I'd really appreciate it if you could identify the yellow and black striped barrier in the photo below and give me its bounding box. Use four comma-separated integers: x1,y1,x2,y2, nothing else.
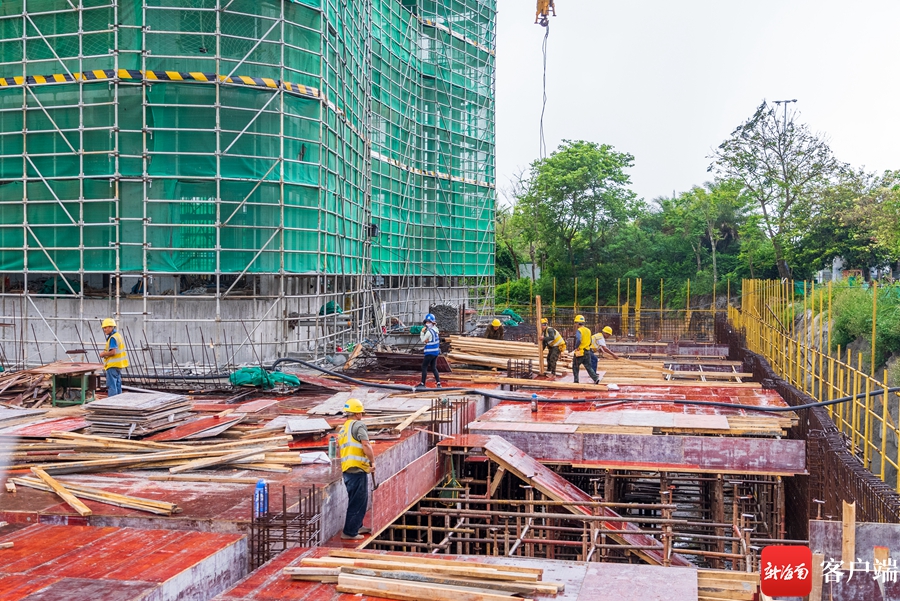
0,68,321,100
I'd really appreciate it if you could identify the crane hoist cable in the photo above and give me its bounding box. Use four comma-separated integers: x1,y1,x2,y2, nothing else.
535,1,555,159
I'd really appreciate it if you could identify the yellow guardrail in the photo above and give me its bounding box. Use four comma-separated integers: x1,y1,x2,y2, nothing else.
732,279,900,491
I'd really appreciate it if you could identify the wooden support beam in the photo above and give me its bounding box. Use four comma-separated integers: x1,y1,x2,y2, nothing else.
810,552,824,601
336,573,530,601
535,295,544,375
31,467,92,516
394,406,431,433
148,475,259,484
842,500,856,565
169,446,278,474
0,542,13,549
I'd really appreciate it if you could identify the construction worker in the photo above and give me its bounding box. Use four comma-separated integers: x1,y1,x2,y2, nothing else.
338,398,375,540
590,326,620,373
540,318,566,376
418,313,442,388
484,318,504,340
572,315,600,385
98,318,128,396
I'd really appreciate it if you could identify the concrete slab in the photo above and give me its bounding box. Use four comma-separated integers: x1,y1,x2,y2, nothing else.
579,562,697,601
0,524,246,601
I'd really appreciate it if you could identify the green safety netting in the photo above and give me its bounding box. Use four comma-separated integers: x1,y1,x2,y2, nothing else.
0,0,495,280
229,366,300,389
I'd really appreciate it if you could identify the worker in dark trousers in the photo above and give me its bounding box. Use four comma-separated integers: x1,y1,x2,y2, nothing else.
572,314,600,385
338,398,375,540
99,318,129,396
418,312,442,388
590,326,619,373
485,318,504,340
540,318,567,376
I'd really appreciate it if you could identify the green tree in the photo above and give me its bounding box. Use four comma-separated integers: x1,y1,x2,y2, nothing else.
710,101,845,279
515,140,638,279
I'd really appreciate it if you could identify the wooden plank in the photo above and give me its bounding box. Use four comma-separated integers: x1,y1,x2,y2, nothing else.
0,542,13,549
335,567,562,596
169,445,279,473
11,476,179,515
842,500,856,565
301,557,540,582
328,550,544,576
30,467,92,516
393,405,431,433
810,552,824,601
148,475,259,484
535,295,544,375
336,573,529,601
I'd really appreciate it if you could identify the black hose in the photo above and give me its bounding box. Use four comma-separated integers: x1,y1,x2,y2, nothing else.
270,357,900,415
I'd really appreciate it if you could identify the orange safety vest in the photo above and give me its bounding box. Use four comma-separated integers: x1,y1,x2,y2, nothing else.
104,330,129,369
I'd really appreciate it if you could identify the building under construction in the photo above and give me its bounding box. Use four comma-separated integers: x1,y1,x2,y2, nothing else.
0,0,496,367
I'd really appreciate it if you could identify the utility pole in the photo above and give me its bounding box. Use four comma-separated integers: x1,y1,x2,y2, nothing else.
773,99,797,134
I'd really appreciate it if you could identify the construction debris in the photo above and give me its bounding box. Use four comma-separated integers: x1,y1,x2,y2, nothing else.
84,391,193,437
0,369,52,407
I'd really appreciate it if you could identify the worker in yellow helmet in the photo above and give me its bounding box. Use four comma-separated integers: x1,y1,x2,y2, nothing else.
540,318,566,376
98,318,129,396
572,315,600,385
590,325,620,373
338,398,375,540
484,318,504,340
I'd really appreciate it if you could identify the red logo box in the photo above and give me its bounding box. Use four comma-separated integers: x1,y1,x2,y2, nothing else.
760,545,813,597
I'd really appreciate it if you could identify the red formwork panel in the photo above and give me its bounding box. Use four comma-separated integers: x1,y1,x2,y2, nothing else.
0,524,245,601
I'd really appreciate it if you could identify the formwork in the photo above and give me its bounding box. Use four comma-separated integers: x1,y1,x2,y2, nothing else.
0,0,495,368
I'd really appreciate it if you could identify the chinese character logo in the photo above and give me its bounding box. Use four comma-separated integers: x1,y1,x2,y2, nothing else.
761,546,813,597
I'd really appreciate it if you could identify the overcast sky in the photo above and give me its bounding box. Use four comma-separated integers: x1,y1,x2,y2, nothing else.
495,0,900,205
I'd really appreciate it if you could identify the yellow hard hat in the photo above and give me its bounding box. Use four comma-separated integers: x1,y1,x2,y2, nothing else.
491,319,501,327
101,318,117,328
574,314,585,323
344,398,365,414
540,318,548,325
603,326,613,335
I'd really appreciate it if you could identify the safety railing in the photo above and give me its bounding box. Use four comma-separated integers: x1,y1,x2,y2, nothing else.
731,279,900,492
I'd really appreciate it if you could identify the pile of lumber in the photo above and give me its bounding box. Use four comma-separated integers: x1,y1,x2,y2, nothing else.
446,336,572,373
285,550,563,601
697,569,759,601
3,430,295,482
84,391,193,437
0,370,52,408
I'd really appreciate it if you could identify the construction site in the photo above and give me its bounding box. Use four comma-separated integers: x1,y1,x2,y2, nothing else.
1,2,899,601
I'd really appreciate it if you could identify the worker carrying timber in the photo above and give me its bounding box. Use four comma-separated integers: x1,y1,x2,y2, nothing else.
418,313,442,388
99,318,128,397
338,398,375,540
484,318,504,340
572,315,601,385
590,326,620,373
540,318,566,376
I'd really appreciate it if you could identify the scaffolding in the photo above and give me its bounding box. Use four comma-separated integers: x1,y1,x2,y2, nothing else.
0,0,496,369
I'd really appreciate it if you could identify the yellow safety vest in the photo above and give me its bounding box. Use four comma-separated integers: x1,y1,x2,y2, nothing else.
574,326,592,357
544,327,566,350
590,333,606,353
104,330,129,369
338,420,370,472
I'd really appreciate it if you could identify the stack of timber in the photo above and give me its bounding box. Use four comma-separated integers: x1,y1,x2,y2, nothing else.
446,336,572,373
697,570,760,601
0,370,52,408
285,550,564,601
84,391,193,437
